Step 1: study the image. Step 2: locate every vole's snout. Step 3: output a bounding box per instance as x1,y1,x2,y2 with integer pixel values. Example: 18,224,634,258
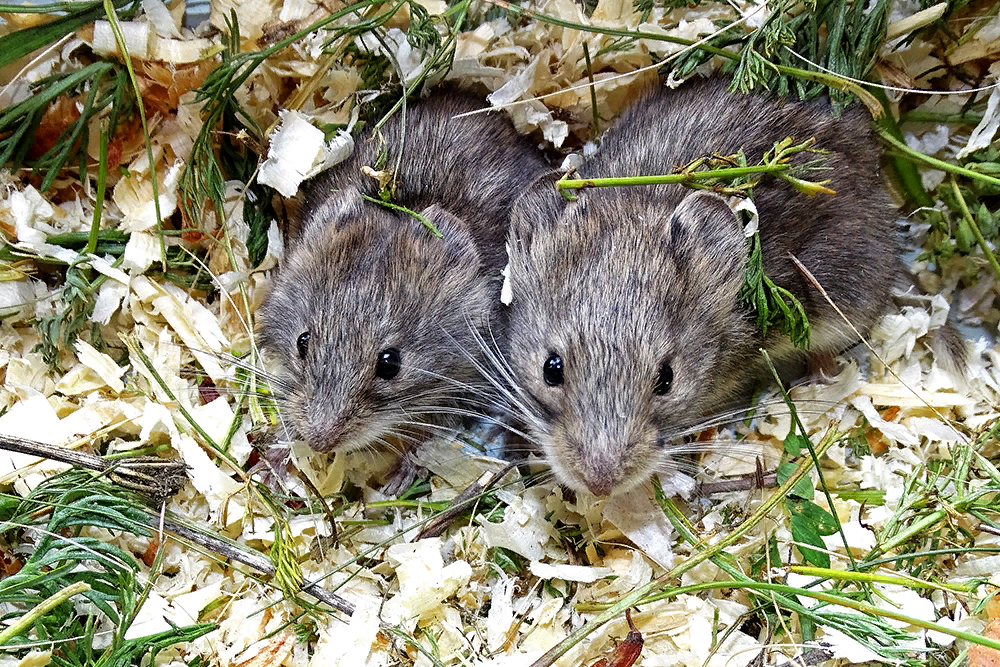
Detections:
303,412,349,452
572,442,623,496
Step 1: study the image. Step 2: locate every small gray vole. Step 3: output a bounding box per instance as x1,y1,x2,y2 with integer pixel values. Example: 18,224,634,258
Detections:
502,77,899,496
258,91,548,458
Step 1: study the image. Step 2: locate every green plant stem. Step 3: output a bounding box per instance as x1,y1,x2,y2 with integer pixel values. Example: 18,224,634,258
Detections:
102,0,165,266
761,349,862,578
878,128,1000,188
867,86,933,209
899,111,985,125
359,194,441,237
788,566,973,593
582,41,600,136
0,581,91,646
123,335,238,471
877,509,947,556
862,546,1000,569
951,176,1000,279
557,164,792,190
528,431,835,667
576,580,1000,652
88,127,111,256
0,63,114,134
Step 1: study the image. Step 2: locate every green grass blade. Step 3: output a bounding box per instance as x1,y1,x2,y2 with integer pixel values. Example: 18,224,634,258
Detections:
0,0,136,69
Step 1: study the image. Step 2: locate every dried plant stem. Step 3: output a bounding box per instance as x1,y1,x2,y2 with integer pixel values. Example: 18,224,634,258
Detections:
0,434,187,501
146,512,357,616
787,253,964,434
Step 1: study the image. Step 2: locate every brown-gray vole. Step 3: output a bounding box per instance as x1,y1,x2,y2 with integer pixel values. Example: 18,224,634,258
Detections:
258,92,548,458
501,77,898,496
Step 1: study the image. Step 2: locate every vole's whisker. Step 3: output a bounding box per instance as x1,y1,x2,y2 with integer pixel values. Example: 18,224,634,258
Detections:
174,345,294,392
662,438,758,453
663,405,845,440
457,320,543,429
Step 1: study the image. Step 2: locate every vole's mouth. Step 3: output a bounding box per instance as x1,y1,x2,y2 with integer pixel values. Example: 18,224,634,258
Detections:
543,433,654,498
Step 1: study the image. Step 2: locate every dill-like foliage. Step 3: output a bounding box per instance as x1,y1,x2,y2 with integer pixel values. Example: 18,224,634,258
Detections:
0,471,214,661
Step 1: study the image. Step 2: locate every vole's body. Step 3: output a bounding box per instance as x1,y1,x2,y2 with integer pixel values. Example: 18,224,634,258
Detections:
504,77,898,496
259,92,548,456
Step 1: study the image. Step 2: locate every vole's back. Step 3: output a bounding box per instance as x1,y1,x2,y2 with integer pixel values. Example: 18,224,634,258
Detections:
299,92,547,269
588,78,898,360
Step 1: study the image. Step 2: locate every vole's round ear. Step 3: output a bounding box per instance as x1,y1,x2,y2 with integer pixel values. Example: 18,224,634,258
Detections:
508,171,573,249
295,185,366,242
666,191,748,294
417,203,481,271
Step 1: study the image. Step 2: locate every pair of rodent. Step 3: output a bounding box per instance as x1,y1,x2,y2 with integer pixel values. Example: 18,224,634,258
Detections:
260,77,901,497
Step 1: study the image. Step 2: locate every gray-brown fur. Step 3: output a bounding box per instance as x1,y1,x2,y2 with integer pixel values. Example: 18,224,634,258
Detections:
503,77,898,496
258,91,548,454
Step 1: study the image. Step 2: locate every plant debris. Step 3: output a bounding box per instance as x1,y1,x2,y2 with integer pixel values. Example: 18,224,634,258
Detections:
1,0,1000,664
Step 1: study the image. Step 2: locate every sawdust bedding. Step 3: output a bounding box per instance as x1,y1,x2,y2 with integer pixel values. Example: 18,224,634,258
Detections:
1,0,1000,664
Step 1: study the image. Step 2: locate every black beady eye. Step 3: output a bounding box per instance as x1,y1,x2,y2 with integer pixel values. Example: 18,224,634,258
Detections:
543,353,564,387
655,359,673,395
376,348,402,380
296,332,310,359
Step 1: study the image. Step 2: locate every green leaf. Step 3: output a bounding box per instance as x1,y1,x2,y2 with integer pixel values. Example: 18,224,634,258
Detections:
0,0,137,70
790,514,830,568
491,547,526,575
737,233,812,348
784,433,808,456
777,462,814,499
787,498,839,535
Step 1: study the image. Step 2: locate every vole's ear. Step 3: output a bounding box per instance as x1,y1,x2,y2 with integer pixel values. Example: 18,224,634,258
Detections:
508,171,571,249
417,204,481,272
295,185,366,242
666,191,747,297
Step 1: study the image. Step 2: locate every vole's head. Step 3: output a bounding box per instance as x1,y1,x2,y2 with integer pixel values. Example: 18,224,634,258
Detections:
258,187,494,453
503,182,751,496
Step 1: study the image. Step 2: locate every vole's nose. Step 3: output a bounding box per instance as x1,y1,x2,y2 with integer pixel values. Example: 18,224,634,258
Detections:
305,414,348,452
570,439,623,496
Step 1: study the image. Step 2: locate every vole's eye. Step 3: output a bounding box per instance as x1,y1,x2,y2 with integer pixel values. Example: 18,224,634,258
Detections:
376,348,402,380
654,359,673,395
296,332,310,359
543,353,564,387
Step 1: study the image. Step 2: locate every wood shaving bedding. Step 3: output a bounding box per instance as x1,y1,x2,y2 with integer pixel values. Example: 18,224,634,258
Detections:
1,0,999,664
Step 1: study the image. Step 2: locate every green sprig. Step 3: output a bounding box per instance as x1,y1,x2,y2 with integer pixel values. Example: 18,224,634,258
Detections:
738,234,812,348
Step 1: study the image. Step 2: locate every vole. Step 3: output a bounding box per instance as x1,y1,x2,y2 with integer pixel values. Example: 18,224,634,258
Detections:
500,77,900,497
257,91,548,465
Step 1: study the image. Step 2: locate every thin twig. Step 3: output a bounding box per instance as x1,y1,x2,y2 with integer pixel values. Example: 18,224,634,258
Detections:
416,462,518,539
787,253,966,438
0,434,187,502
